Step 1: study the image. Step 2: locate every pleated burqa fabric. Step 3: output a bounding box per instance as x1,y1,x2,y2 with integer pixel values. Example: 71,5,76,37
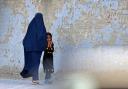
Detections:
20,13,47,79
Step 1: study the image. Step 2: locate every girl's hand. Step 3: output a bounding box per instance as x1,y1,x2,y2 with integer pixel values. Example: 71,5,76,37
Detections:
48,41,52,48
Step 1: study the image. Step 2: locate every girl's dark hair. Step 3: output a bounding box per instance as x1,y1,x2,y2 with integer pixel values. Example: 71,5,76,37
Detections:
47,32,52,38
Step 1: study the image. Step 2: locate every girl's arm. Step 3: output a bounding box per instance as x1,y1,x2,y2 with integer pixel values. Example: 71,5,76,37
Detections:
51,43,54,52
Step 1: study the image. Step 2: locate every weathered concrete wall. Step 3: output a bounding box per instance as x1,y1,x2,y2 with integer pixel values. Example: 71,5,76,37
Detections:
0,0,128,88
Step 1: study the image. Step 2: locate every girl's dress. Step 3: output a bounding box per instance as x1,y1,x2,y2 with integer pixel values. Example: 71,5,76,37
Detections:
43,43,54,81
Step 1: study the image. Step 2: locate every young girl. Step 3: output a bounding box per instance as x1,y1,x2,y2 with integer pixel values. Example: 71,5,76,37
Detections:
43,32,54,84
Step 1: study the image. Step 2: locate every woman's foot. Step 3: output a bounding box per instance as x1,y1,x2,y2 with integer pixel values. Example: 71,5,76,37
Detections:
32,80,39,85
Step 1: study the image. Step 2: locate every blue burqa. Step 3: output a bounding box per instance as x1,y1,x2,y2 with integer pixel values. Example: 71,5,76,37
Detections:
20,13,47,79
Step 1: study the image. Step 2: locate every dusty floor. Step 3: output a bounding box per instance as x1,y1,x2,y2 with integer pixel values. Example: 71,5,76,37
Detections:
0,74,99,89
0,79,127,89
0,72,128,89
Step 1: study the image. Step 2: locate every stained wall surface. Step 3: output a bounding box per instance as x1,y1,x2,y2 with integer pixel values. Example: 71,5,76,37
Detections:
0,0,128,87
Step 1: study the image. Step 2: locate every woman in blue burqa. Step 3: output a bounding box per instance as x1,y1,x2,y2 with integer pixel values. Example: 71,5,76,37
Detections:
20,13,47,84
